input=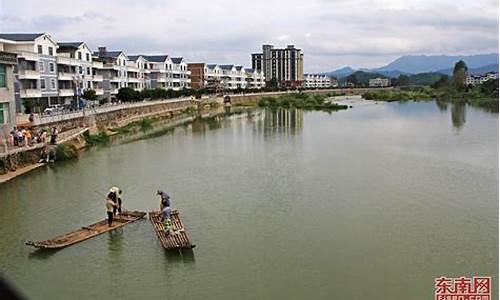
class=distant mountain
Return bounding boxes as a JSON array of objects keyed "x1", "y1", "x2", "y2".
[
  {"x1": 324, "y1": 66, "x2": 356, "y2": 78},
  {"x1": 373, "y1": 53, "x2": 499, "y2": 74},
  {"x1": 340, "y1": 70, "x2": 388, "y2": 85},
  {"x1": 435, "y1": 64, "x2": 499, "y2": 76}
]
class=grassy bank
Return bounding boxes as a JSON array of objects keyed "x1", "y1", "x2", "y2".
[
  {"x1": 362, "y1": 87, "x2": 499, "y2": 112},
  {"x1": 257, "y1": 92, "x2": 348, "y2": 111}
]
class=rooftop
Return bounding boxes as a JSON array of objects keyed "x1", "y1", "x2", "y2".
[{"x1": 0, "y1": 33, "x2": 44, "y2": 42}]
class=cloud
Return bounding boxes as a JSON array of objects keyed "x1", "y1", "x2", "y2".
[{"x1": 0, "y1": 0, "x2": 497, "y2": 72}]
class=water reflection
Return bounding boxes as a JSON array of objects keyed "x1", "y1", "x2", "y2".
[
  {"x1": 253, "y1": 108, "x2": 303, "y2": 136},
  {"x1": 435, "y1": 99, "x2": 448, "y2": 112},
  {"x1": 451, "y1": 102, "x2": 466, "y2": 129}
]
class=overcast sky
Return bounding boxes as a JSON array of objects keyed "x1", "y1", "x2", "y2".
[{"x1": 0, "y1": 0, "x2": 498, "y2": 72}]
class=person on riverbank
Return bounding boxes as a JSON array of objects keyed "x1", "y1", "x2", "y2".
[
  {"x1": 106, "y1": 192, "x2": 117, "y2": 226},
  {"x1": 110, "y1": 186, "x2": 123, "y2": 214},
  {"x1": 50, "y1": 127, "x2": 58, "y2": 145}
]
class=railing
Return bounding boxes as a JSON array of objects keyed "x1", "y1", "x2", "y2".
[
  {"x1": 58, "y1": 72, "x2": 74, "y2": 80},
  {"x1": 30, "y1": 97, "x2": 195, "y2": 126},
  {"x1": 18, "y1": 69, "x2": 40, "y2": 79},
  {"x1": 59, "y1": 89, "x2": 74, "y2": 97},
  {"x1": 92, "y1": 74, "x2": 103, "y2": 81},
  {"x1": 17, "y1": 51, "x2": 39, "y2": 61},
  {"x1": 20, "y1": 89, "x2": 41, "y2": 98}
]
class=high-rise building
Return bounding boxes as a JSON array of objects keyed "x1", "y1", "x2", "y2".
[{"x1": 251, "y1": 44, "x2": 304, "y2": 87}]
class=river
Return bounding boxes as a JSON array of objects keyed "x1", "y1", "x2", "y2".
[{"x1": 0, "y1": 99, "x2": 497, "y2": 300}]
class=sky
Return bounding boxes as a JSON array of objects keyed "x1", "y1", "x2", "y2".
[{"x1": 0, "y1": 0, "x2": 498, "y2": 72}]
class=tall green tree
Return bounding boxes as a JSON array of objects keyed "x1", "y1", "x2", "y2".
[
  {"x1": 82, "y1": 89, "x2": 97, "y2": 101},
  {"x1": 452, "y1": 60, "x2": 468, "y2": 91},
  {"x1": 396, "y1": 74, "x2": 410, "y2": 86},
  {"x1": 432, "y1": 75, "x2": 450, "y2": 90}
]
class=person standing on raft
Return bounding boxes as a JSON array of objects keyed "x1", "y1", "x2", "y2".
[
  {"x1": 109, "y1": 186, "x2": 123, "y2": 214},
  {"x1": 157, "y1": 190, "x2": 172, "y2": 233},
  {"x1": 106, "y1": 192, "x2": 118, "y2": 226}
]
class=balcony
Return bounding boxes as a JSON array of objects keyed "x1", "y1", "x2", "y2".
[
  {"x1": 19, "y1": 89, "x2": 41, "y2": 98},
  {"x1": 110, "y1": 77, "x2": 121, "y2": 82},
  {"x1": 103, "y1": 64, "x2": 120, "y2": 71},
  {"x1": 94, "y1": 88, "x2": 104, "y2": 95},
  {"x1": 58, "y1": 72, "x2": 74, "y2": 81},
  {"x1": 18, "y1": 69, "x2": 40, "y2": 80},
  {"x1": 92, "y1": 61, "x2": 103, "y2": 69},
  {"x1": 92, "y1": 74, "x2": 103, "y2": 82},
  {"x1": 59, "y1": 89, "x2": 74, "y2": 97},
  {"x1": 17, "y1": 51, "x2": 39, "y2": 61},
  {"x1": 110, "y1": 88, "x2": 119, "y2": 94},
  {"x1": 57, "y1": 56, "x2": 80, "y2": 66},
  {"x1": 128, "y1": 77, "x2": 141, "y2": 83}
]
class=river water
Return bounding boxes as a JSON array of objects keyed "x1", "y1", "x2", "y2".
[{"x1": 0, "y1": 100, "x2": 497, "y2": 300}]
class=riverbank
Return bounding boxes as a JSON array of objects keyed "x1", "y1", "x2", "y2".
[
  {"x1": 257, "y1": 92, "x2": 349, "y2": 111},
  {"x1": 361, "y1": 87, "x2": 499, "y2": 111}
]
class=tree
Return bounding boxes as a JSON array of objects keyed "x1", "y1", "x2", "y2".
[
  {"x1": 117, "y1": 87, "x2": 137, "y2": 102},
  {"x1": 82, "y1": 89, "x2": 97, "y2": 101},
  {"x1": 432, "y1": 75, "x2": 450, "y2": 90},
  {"x1": 396, "y1": 74, "x2": 410, "y2": 86},
  {"x1": 452, "y1": 60, "x2": 468, "y2": 92}
]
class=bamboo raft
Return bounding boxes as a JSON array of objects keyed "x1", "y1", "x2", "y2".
[
  {"x1": 149, "y1": 210, "x2": 195, "y2": 250},
  {"x1": 26, "y1": 211, "x2": 146, "y2": 249}
]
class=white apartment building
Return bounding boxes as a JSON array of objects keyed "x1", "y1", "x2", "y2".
[
  {"x1": 170, "y1": 57, "x2": 191, "y2": 91},
  {"x1": 465, "y1": 72, "x2": 499, "y2": 86},
  {"x1": 127, "y1": 55, "x2": 150, "y2": 91},
  {"x1": 0, "y1": 33, "x2": 59, "y2": 112},
  {"x1": 244, "y1": 68, "x2": 265, "y2": 89},
  {"x1": 368, "y1": 77, "x2": 391, "y2": 87},
  {"x1": 205, "y1": 64, "x2": 223, "y2": 88},
  {"x1": 304, "y1": 74, "x2": 333, "y2": 88},
  {"x1": 220, "y1": 65, "x2": 247, "y2": 89},
  {"x1": 57, "y1": 42, "x2": 103, "y2": 105},
  {"x1": 93, "y1": 47, "x2": 129, "y2": 101},
  {"x1": 0, "y1": 50, "x2": 17, "y2": 140},
  {"x1": 144, "y1": 55, "x2": 173, "y2": 90}
]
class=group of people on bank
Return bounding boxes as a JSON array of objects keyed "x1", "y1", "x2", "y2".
[
  {"x1": 8, "y1": 126, "x2": 58, "y2": 148},
  {"x1": 105, "y1": 187, "x2": 173, "y2": 233}
]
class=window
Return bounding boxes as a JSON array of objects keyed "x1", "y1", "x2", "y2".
[
  {"x1": 49, "y1": 63, "x2": 55, "y2": 72},
  {"x1": 0, "y1": 65, "x2": 5, "y2": 88},
  {"x1": 87, "y1": 67, "x2": 91, "y2": 75},
  {"x1": 38, "y1": 61, "x2": 44, "y2": 72},
  {"x1": 37, "y1": 45, "x2": 43, "y2": 54},
  {"x1": 79, "y1": 66, "x2": 83, "y2": 74},
  {"x1": 0, "y1": 103, "x2": 8, "y2": 124},
  {"x1": 40, "y1": 78, "x2": 46, "y2": 89},
  {"x1": 87, "y1": 81, "x2": 91, "y2": 89},
  {"x1": 50, "y1": 79, "x2": 56, "y2": 89},
  {"x1": 86, "y1": 53, "x2": 90, "y2": 61},
  {"x1": 48, "y1": 47, "x2": 53, "y2": 56},
  {"x1": 78, "y1": 52, "x2": 82, "y2": 60}
]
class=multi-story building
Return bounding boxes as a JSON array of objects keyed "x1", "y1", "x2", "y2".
[
  {"x1": 56, "y1": 42, "x2": 100, "y2": 106},
  {"x1": 187, "y1": 63, "x2": 205, "y2": 89},
  {"x1": 304, "y1": 74, "x2": 333, "y2": 88},
  {"x1": 144, "y1": 55, "x2": 172, "y2": 90},
  {"x1": 251, "y1": 44, "x2": 304, "y2": 87},
  {"x1": 368, "y1": 77, "x2": 390, "y2": 87},
  {"x1": 465, "y1": 72, "x2": 499, "y2": 85},
  {"x1": 219, "y1": 65, "x2": 247, "y2": 89},
  {"x1": 93, "y1": 47, "x2": 129, "y2": 101},
  {"x1": 244, "y1": 68, "x2": 265, "y2": 89},
  {"x1": 187, "y1": 63, "x2": 224, "y2": 91},
  {"x1": 127, "y1": 55, "x2": 150, "y2": 91},
  {"x1": 0, "y1": 33, "x2": 59, "y2": 112},
  {"x1": 0, "y1": 50, "x2": 17, "y2": 142},
  {"x1": 170, "y1": 57, "x2": 190, "y2": 90}
]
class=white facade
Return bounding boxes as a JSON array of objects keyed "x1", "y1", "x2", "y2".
[
  {"x1": 220, "y1": 65, "x2": 247, "y2": 89},
  {"x1": 170, "y1": 57, "x2": 191, "y2": 91},
  {"x1": 465, "y1": 72, "x2": 499, "y2": 86},
  {"x1": 304, "y1": 74, "x2": 333, "y2": 88},
  {"x1": 368, "y1": 77, "x2": 391, "y2": 87},
  {"x1": 0, "y1": 33, "x2": 59, "y2": 111},
  {"x1": 93, "y1": 48, "x2": 129, "y2": 101},
  {"x1": 244, "y1": 68, "x2": 265, "y2": 89}
]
